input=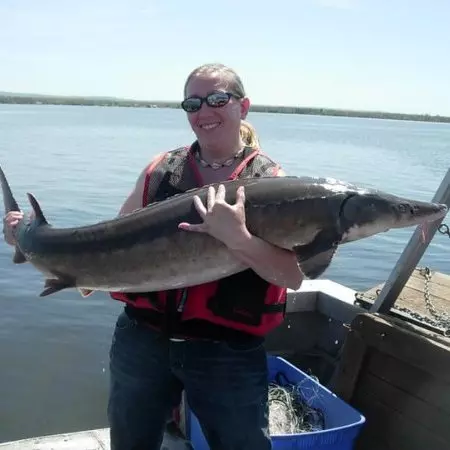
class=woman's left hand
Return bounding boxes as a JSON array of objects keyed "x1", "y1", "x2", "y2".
[{"x1": 178, "y1": 184, "x2": 251, "y2": 249}]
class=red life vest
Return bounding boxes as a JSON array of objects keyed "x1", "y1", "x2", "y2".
[{"x1": 110, "y1": 142, "x2": 288, "y2": 340}]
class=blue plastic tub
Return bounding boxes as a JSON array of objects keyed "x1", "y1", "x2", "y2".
[{"x1": 185, "y1": 355, "x2": 366, "y2": 449}]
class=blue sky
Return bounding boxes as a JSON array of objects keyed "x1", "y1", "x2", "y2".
[{"x1": 1, "y1": 0, "x2": 449, "y2": 115}]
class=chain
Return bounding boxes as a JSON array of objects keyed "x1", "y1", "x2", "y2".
[
  {"x1": 356, "y1": 267, "x2": 450, "y2": 337},
  {"x1": 438, "y1": 223, "x2": 450, "y2": 238},
  {"x1": 422, "y1": 267, "x2": 450, "y2": 331},
  {"x1": 391, "y1": 267, "x2": 450, "y2": 337},
  {"x1": 354, "y1": 222, "x2": 450, "y2": 336}
]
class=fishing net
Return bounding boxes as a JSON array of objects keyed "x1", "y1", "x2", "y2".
[{"x1": 268, "y1": 372, "x2": 325, "y2": 435}]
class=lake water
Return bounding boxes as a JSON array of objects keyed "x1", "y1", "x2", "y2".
[{"x1": 0, "y1": 104, "x2": 448, "y2": 442}]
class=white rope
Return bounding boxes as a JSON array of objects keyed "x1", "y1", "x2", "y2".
[{"x1": 268, "y1": 376, "x2": 325, "y2": 435}]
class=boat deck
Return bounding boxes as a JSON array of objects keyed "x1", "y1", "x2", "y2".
[
  {"x1": 355, "y1": 267, "x2": 450, "y2": 334},
  {"x1": 0, "y1": 427, "x2": 193, "y2": 450}
]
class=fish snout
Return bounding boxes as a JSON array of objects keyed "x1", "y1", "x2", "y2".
[{"x1": 397, "y1": 200, "x2": 448, "y2": 224}]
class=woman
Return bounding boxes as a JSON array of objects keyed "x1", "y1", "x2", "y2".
[{"x1": 3, "y1": 63, "x2": 304, "y2": 450}]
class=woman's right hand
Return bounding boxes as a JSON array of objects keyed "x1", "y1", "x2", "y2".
[{"x1": 2, "y1": 211, "x2": 24, "y2": 246}]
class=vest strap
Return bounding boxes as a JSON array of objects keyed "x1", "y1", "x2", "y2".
[
  {"x1": 124, "y1": 304, "x2": 265, "y2": 342},
  {"x1": 125, "y1": 291, "x2": 160, "y2": 309},
  {"x1": 162, "y1": 289, "x2": 181, "y2": 337}
]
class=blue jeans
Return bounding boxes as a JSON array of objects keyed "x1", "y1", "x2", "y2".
[{"x1": 107, "y1": 309, "x2": 272, "y2": 450}]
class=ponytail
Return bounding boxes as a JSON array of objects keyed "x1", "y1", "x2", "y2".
[{"x1": 240, "y1": 120, "x2": 260, "y2": 149}]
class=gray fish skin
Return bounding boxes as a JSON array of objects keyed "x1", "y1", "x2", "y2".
[{"x1": 0, "y1": 164, "x2": 447, "y2": 297}]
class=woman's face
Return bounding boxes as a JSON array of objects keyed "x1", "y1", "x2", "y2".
[{"x1": 183, "y1": 73, "x2": 250, "y2": 154}]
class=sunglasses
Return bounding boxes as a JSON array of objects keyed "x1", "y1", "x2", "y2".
[{"x1": 181, "y1": 91, "x2": 239, "y2": 113}]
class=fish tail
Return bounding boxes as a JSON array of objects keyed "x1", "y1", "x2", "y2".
[
  {"x1": 0, "y1": 165, "x2": 20, "y2": 213},
  {"x1": 0, "y1": 164, "x2": 27, "y2": 263}
]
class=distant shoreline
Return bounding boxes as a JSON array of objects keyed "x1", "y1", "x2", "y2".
[{"x1": 1, "y1": 92, "x2": 449, "y2": 124}]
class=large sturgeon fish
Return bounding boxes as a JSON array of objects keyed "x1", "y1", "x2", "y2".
[{"x1": 0, "y1": 164, "x2": 447, "y2": 297}]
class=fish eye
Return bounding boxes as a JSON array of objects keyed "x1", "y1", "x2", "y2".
[{"x1": 399, "y1": 203, "x2": 416, "y2": 215}]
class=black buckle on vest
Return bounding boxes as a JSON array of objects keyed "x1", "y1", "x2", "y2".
[{"x1": 207, "y1": 295, "x2": 285, "y2": 326}]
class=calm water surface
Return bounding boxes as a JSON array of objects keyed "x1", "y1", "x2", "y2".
[{"x1": 0, "y1": 104, "x2": 448, "y2": 442}]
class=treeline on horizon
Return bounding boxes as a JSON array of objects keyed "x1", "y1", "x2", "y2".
[{"x1": 1, "y1": 93, "x2": 449, "y2": 124}]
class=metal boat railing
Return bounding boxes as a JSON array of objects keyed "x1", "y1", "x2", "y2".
[{"x1": 370, "y1": 168, "x2": 450, "y2": 317}]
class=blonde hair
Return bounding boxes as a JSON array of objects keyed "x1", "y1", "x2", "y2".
[
  {"x1": 183, "y1": 63, "x2": 260, "y2": 149},
  {"x1": 239, "y1": 119, "x2": 260, "y2": 148}
]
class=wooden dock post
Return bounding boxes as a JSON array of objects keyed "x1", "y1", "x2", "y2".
[{"x1": 370, "y1": 168, "x2": 450, "y2": 314}]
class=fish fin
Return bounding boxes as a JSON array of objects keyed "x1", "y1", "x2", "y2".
[
  {"x1": 294, "y1": 229, "x2": 341, "y2": 263},
  {"x1": 26, "y1": 193, "x2": 48, "y2": 225},
  {"x1": 13, "y1": 246, "x2": 27, "y2": 264},
  {"x1": 78, "y1": 288, "x2": 94, "y2": 298},
  {"x1": 293, "y1": 229, "x2": 342, "y2": 279},
  {"x1": 295, "y1": 247, "x2": 338, "y2": 279},
  {"x1": 40, "y1": 278, "x2": 75, "y2": 297}
]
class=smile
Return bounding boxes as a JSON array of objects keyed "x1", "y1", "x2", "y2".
[{"x1": 200, "y1": 122, "x2": 220, "y2": 130}]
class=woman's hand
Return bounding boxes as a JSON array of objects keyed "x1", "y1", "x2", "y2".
[
  {"x1": 178, "y1": 184, "x2": 251, "y2": 249},
  {"x1": 2, "y1": 211, "x2": 24, "y2": 246},
  {"x1": 178, "y1": 182, "x2": 304, "y2": 289}
]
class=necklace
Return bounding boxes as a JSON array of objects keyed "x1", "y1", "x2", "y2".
[{"x1": 194, "y1": 146, "x2": 245, "y2": 170}]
